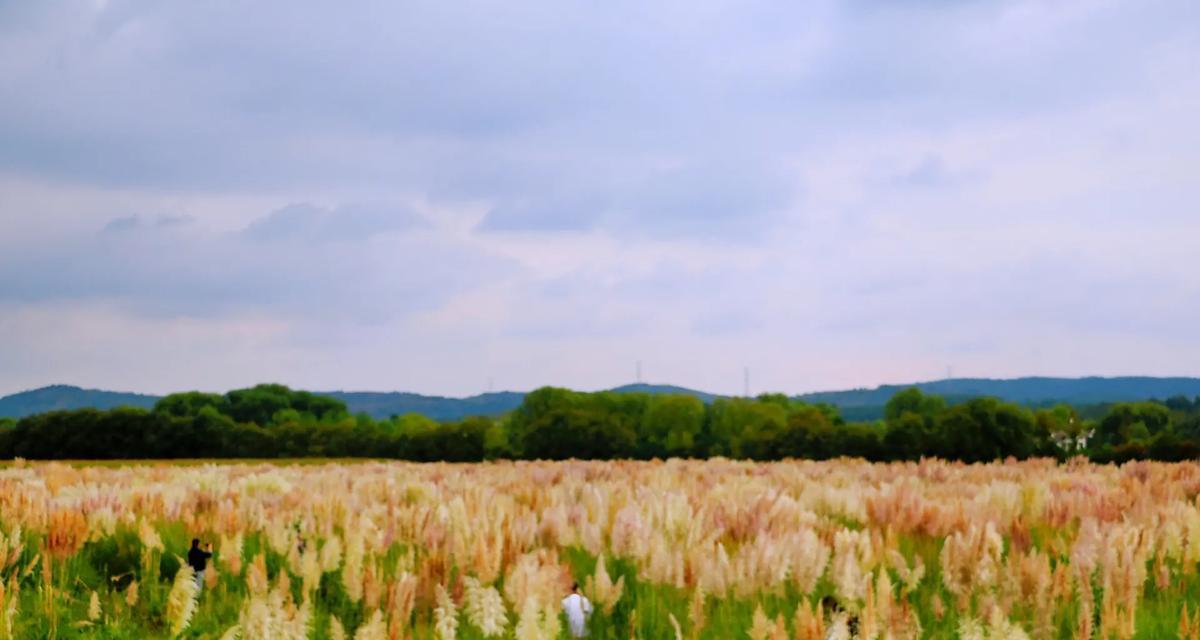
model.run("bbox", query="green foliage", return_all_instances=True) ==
[6,382,1200,463]
[885,387,946,423]
[1095,401,1171,447]
[639,395,704,458]
[0,416,14,458]
[388,412,440,436]
[483,418,514,459]
[704,398,786,458]
[507,386,579,456]
[523,408,637,460]
[934,397,1036,462]
[883,412,931,461]
[82,528,143,588]
[223,384,348,426]
[154,391,226,419]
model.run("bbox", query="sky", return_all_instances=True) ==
[0,0,1198,398]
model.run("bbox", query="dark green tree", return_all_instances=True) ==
[761,402,835,459]
[703,398,787,459]
[154,392,227,419]
[934,397,1037,462]
[882,388,946,460]
[0,417,14,458]
[639,395,704,458]
[522,408,637,460]
[1095,402,1171,448]
[883,412,930,460]
[506,387,580,456]
[223,384,348,427]
[884,387,946,423]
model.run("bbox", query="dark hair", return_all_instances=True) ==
[570,581,579,591]
[820,595,841,613]
[192,538,200,547]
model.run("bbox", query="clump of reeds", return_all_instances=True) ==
[746,603,787,640]
[434,583,459,640]
[463,576,508,637]
[165,561,198,637]
[220,532,244,576]
[328,615,346,640]
[353,609,387,640]
[0,574,20,640]
[584,554,625,615]
[514,596,559,640]
[86,589,101,622]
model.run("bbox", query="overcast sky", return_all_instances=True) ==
[1,0,1198,397]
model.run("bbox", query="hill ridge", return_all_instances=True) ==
[3,376,1199,421]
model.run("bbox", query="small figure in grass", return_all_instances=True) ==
[187,538,214,591]
[294,521,306,555]
[821,595,857,640]
[561,581,594,638]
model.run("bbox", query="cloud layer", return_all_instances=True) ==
[0,0,1197,396]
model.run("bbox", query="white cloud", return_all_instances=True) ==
[0,0,1197,395]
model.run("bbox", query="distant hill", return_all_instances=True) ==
[0,385,531,421]
[0,383,714,421]
[3,377,1199,421]
[304,384,716,420]
[797,376,1200,420]
[321,390,526,421]
[608,383,719,403]
[799,376,1200,406]
[0,384,159,418]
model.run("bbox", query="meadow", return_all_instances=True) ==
[0,458,1197,639]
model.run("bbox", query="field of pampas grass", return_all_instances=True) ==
[1,457,1200,638]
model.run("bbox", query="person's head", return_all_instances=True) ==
[191,538,200,548]
[820,595,841,614]
[570,581,579,593]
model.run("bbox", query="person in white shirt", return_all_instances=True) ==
[821,596,855,640]
[561,582,593,638]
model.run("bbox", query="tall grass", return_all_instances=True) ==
[0,458,1197,638]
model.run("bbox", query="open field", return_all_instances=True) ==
[0,459,390,469]
[1,458,1198,639]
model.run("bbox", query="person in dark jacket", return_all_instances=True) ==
[187,538,213,591]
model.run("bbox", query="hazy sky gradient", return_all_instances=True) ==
[1,0,1198,397]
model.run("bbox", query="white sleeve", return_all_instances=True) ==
[583,596,593,615]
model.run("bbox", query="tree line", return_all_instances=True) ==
[1,383,1199,462]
